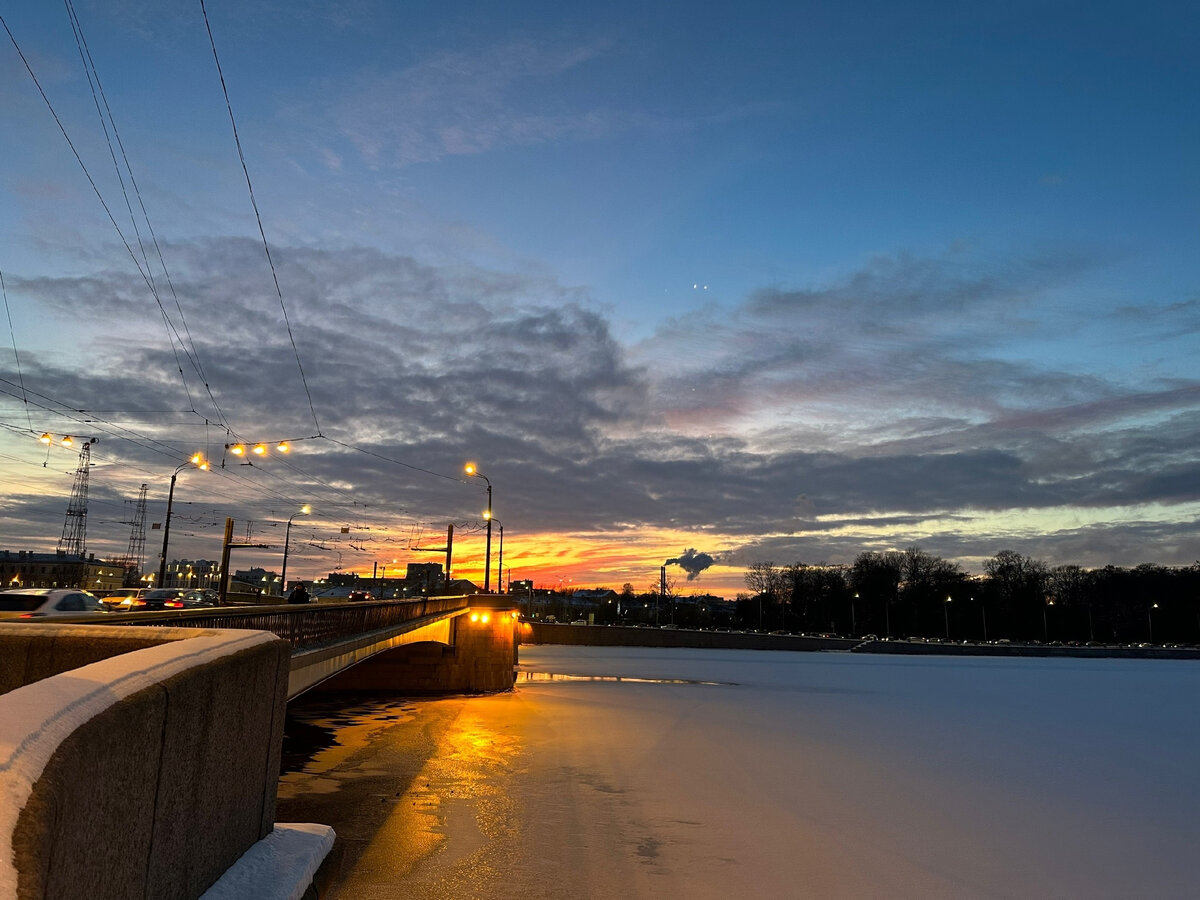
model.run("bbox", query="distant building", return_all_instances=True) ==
[0,549,125,592]
[233,566,282,596]
[163,558,221,590]
[405,562,445,594]
[508,578,534,596]
[572,588,618,605]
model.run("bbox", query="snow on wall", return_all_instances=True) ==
[0,628,279,897]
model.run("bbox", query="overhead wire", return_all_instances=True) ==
[0,268,32,432]
[0,10,211,422]
[63,0,230,430]
[199,0,321,436]
[1,10,495,574]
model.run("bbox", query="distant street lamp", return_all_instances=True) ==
[280,505,311,594]
[944,595,952,640]
[1148,602,1159,644]
[1043,598,1055,642]
[157,454,208,588]
[379,558,397,598]
[465,462,493,592]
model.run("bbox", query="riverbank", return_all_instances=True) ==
[525,621,1200,659]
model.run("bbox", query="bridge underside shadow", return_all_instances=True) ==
[295,606,517,697]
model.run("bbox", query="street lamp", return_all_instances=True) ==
[465,462,493,592]
[485,514,504,594]
[1148,602,1159,644]
[157,454,208,588]
[944,595,952,640]
[380,558,397,598]
[280,505,311,594]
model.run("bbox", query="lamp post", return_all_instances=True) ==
[1148,602,1159,644]
[280,505,310,595]
[944,595,952,640]
[157,454,207,588]
[486,515,504,594]
[465,463,492,592]
[379,558,397,599]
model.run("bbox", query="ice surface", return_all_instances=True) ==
[509,647,1200,898]
[288,646,1200,898]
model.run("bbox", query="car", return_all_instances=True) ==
[348,590,375,602]
[180,590,216,608]
[0,588,111,619]
[138,588,190,610]
[100,588,152,611]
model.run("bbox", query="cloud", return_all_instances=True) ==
[4,239,1199,579]
[319,39,626,168]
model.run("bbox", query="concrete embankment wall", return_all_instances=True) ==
[0,623,291,900]
[522,622,859,652]
[522,623,1200,661]
[850,638,1200,660]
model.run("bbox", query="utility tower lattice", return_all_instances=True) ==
[58,440,95,558]
[120,484,148,579]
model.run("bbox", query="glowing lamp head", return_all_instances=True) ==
[252,443,267,455]
[464,462,477,476]
[277,442,290,453]
[62,435,73,447]
[39,433,52,445]
[470,612,480,622]
[230,444,245,456]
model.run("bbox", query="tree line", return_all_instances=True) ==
[742,548,1200,645]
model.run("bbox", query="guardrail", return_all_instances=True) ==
[95,596,470,651]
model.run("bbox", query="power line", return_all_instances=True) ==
[63,0,230,430]
[199,0,322,436]
[0,268,32,432]
[0,9,219,426]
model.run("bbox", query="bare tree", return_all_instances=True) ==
[744,561,785,629]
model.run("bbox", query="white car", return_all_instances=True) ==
[0,588,112,619]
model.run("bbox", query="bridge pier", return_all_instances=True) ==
[312,599,519,694]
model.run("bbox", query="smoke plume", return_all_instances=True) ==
[665,548,715,581]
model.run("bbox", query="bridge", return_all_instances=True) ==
[93,594,520,697]
[0,594,518,899]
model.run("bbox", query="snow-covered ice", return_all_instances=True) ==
[284,646,1200,898]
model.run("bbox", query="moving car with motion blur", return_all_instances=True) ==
[0,588,111,619]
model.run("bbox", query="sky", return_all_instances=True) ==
[0,0,1197,597]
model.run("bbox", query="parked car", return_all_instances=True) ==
[348,590,374,602]
[0,588,111,619]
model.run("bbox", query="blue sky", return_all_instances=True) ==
[0,0,1197,593]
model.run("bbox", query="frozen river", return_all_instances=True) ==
[279,645,1200,898]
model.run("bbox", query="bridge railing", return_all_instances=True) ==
[94,596,470,651]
